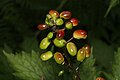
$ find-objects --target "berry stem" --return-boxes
[66,37,74,43]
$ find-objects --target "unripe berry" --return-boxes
[83,44,91,57]
[40,37,51,49]
[49,10,59,18]
[37,24,48,30]
[60,11,71,19]
[65,21,73,29]
[56,29,65,39]
[66,42,77,56]
[47,32,54,39]
[70,18,79,26]
[56,18,64,26]
[96,77,105,80]
[54,52,64,64]
[53,38,66,47]
[77,49,85,62]
[73,30,87,39]
[40,51,53,61]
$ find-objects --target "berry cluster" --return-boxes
[37,10,91,64]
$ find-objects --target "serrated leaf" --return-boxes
[79,54,97,80]
[4,50,62,80]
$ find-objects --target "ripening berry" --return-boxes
[83,44,91,57]
[54,52,64,64]
[53,38,66,47]
[66,42,77,56]
[77,49,85,62]
[60,11,71,19]
[40,37,51,49]
[70,18,79,26]
[40,51,53,61]
[49,10,59,18]
[65,21,73,29]
[56,18,64,26]
[37,24,48,30]
[56,29,65,39]
[73,30,87,39]
[47,32,54,39]
[96,77,105,80]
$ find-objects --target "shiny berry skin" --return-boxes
[56,29,65,39]
[77,49,85,62]
[49,10,59,18]
[70,18,79,26]
[37,24,48,30]
[40,37,51,49]
[53,38,66,47]
[40,51,53,61]
[56,18,64,26]
[47,32,54,39]
[65,21,73,29]
[73,30,87,39]
[83,44,91,57]
[96,77,105,80]
[60,11,71,19]
[54,52,64,64]
[66,42,77,56]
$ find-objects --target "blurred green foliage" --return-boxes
[0,0,120,80]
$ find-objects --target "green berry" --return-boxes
[65,21,73,29]
[53,38,66,47]
[40,37,51,49]
[47,32,53,39]
[56,18,64,26]
[77,49,85,62]
[58,70,64,76]
[54,52,64,64]
[40,51,53,61]
[66,42,77,56]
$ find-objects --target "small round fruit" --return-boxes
[70,18,79,26]
[77,49,85,62]
[66,42,77,56]
[96,77,105,80]
[73,30,87,39]
[83,44,91,57]
[37,24,48,30]
[56,18,64,26]
[65,21,73,29]
[53,38,66,47]
[54,52,64,64]
[40,37,51,49]
[58,70,64,76]
[47,32,53,39]
[56,29,65,39]
[49,10,59,18]
[40,51,53,61]
[60,11,71,19]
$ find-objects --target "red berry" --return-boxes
[56,29,65,39]
[37,24,48,30]
[70,18,79,26]
[73,30,87,39]
[60,11,71,19]
[49,10,59,18]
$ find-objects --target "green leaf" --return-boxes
[4,50,62,80]
[104,0,119,17]
[79,54,97,80]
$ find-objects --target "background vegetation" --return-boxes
[0,0,120,80]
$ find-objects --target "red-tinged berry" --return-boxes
[73,30,87,39]
[54,52,64,64]
[65,21,73,29]
[60,11,71,19]
[70,18,79,26]
[37,24,48,30]
[83,44,91,57]
[49,10,59,18]
[96,77,105,80]
[56,29,65,39]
